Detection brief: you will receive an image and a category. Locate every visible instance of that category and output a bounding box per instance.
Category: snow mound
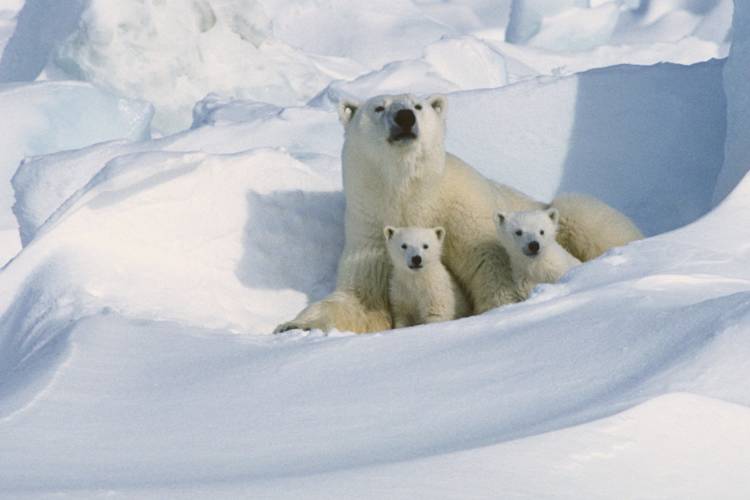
[319,35,511,102]
[51,0,364,133]
[13,102,341,246]
[3,148,342,337]
[0,81,152,264]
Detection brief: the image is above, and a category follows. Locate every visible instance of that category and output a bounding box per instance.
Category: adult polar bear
[275,94,642,333]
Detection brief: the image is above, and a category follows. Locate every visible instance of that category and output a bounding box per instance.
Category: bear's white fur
[495,208,581,299]
[385,226,470,327]
[275,94,642,333]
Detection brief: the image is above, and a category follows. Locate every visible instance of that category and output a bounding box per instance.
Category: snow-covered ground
[1,1,749,498]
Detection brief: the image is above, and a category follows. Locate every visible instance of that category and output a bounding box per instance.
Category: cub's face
[495,208,560,258]
[384,226,445,272]
[338,93,447,158]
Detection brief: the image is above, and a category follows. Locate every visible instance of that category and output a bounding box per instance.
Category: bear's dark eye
[374,106,385,113]
[540,230,545,235]
[401,243,407,249]
[515,230,522,236]
[423,244,428,249]
[415,104,423,110]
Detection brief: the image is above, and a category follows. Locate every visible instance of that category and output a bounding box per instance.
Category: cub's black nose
[528,241,540,253]
[395,109,416,130]
[411,255,422,266]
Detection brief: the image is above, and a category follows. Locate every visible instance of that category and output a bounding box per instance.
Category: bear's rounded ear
[428,95,447,116]
[547,208,560,226]
[496,211,506,226]
[434,226,445,242]
[384,226,396,240]
[338,99,360,127]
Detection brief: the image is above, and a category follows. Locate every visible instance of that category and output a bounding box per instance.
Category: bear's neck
[510,248,563,284]
[343,140,445,230]
[391,262,449,291]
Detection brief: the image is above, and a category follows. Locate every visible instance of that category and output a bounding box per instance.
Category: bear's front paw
[273,321,306,334]
[273,316,334,334]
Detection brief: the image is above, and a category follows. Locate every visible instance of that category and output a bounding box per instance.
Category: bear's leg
[274,243,392,334]
[274,291,391,333]
[551,193,643,262]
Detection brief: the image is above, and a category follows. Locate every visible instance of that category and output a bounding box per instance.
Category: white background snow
[0,0,748,498]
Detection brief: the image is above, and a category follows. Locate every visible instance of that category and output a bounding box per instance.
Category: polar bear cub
[385,226,470,328]
[495,208,582,300]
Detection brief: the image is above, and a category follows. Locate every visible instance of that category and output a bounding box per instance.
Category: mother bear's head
[337,94,448,186]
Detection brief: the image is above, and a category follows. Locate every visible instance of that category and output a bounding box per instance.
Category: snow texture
[0,1,749,498]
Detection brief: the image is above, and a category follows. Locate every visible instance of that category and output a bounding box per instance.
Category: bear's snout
[527,241,540,255]
[410,254,423,269]
[395,109,416,130]
[389,108,419,143]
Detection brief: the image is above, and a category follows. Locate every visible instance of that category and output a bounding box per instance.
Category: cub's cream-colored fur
[275,94,642,333]
[495,208,581,299]
[385,226,470,327]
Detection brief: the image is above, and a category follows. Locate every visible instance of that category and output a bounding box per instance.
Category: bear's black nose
[528,241,540,254]
[394,109,416,130]
[411,255,422,266]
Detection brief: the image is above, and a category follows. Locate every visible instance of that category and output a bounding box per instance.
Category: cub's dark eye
[423,244,429,249]
[540,230,545,235]
[515,230,522,236]
[415,104,423,110]
[401,243,407,249]
[375,106,385,112]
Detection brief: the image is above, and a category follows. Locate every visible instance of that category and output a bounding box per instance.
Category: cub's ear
[384,226,396,241]
[495,211,507,226]
[338,98,360,126]
[428,94,447,116]
[547,208,560,226]
[434,226,445,242]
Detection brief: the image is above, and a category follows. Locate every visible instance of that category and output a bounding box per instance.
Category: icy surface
[0,1,749,498]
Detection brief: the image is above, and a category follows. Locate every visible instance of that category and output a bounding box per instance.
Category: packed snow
[1,0,749,498]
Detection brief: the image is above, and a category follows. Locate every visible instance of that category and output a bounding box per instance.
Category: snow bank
[713,0,750,204]
[3,148,343,337]
[13,102,340,246]
[447,60,726,236]
[0,81,152,264]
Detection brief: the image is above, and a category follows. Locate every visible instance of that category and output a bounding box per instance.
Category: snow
[0,0,749,497]
[50,0,365,133]
[507,0,732,52]
[0,81,152,264]
[713,0,750,204]
[0,0,85,82]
